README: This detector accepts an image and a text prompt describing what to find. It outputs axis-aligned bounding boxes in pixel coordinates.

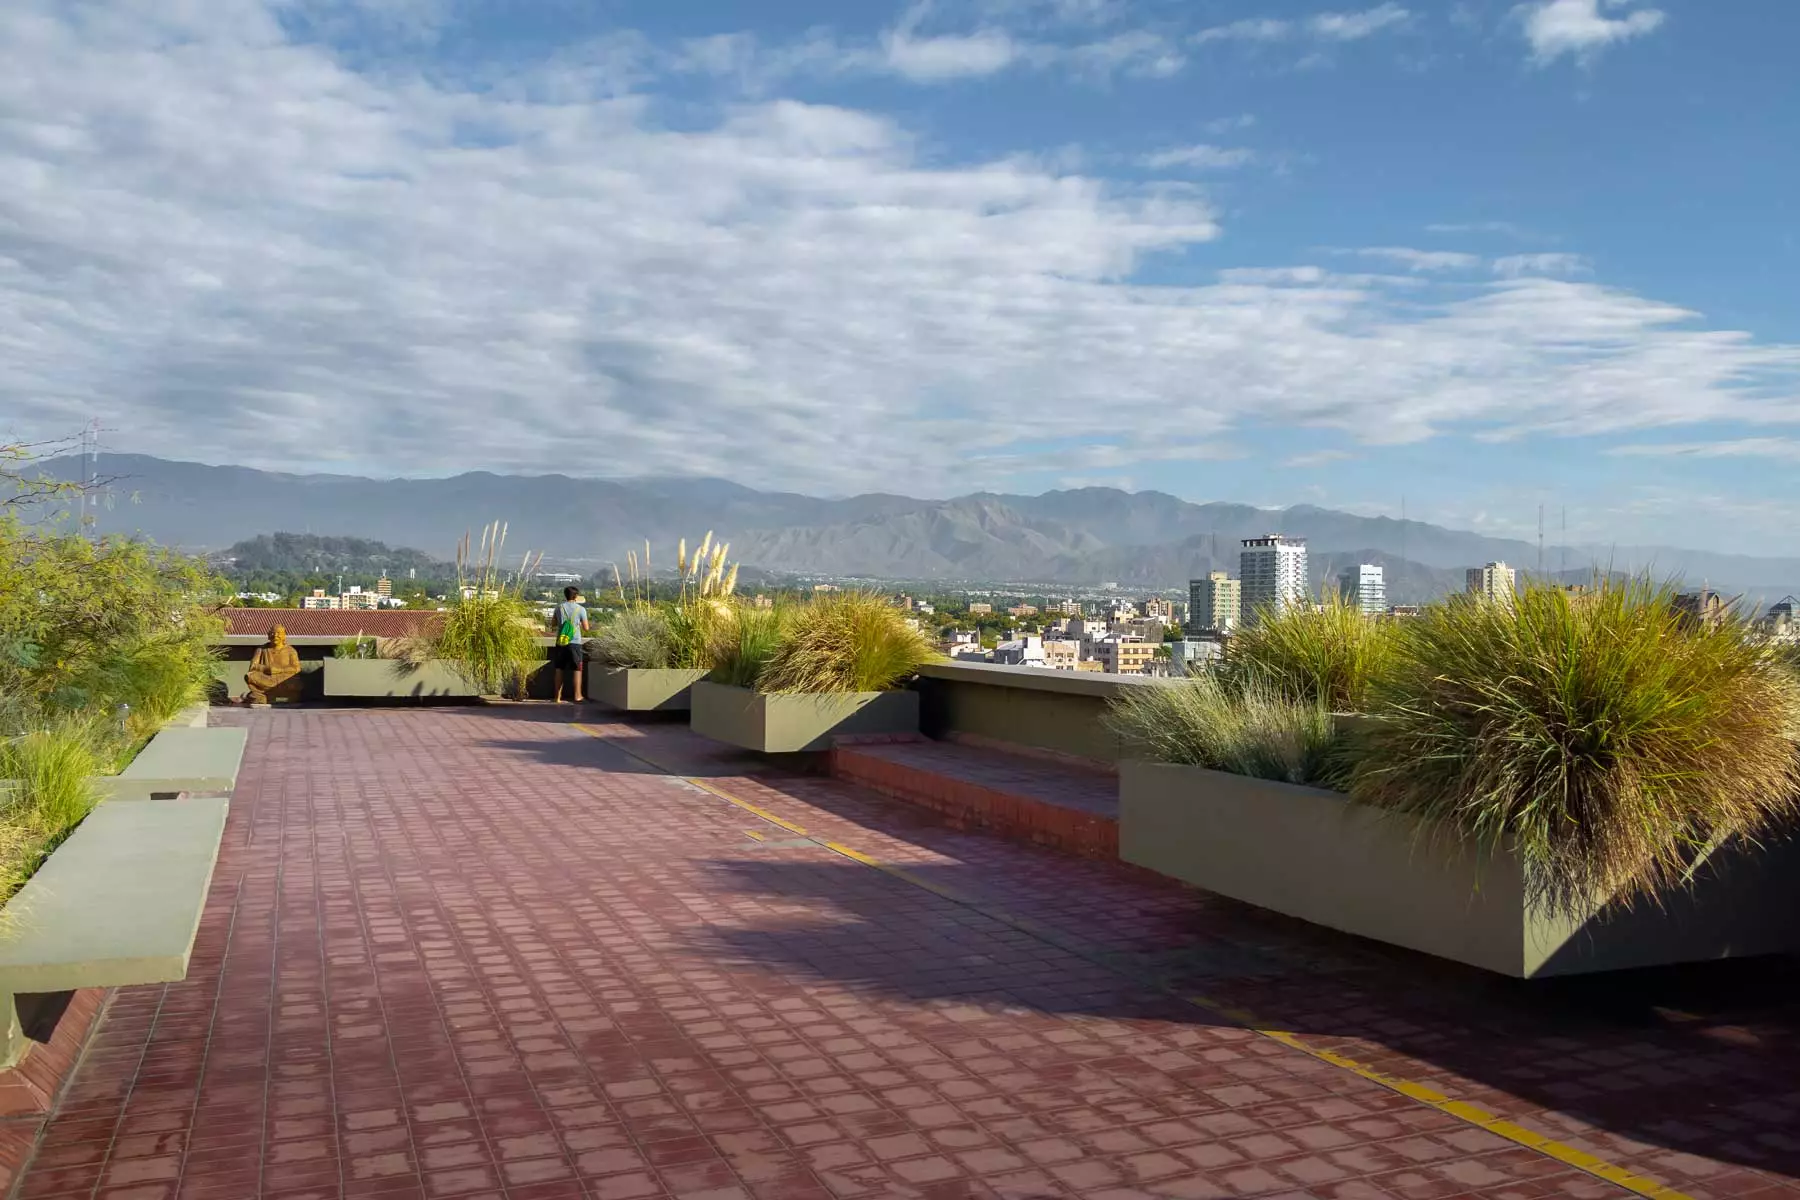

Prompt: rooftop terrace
[6,705,1800,1200]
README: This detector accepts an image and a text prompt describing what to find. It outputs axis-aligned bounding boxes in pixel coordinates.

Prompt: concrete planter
[321,658,478,699]
[1119,760,1800,978]
[690,681,919,753]
[590,668,711,712]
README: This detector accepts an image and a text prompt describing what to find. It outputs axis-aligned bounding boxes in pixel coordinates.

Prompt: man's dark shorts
[554,643,584,671]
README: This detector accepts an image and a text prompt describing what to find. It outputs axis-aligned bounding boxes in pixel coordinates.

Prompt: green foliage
[757,593,935,695]
[219,532,447,577]
[437,595,541,697]
[1105,675,1339,785]
[1345,580,1800,914]
[333,635,380,660]
[0,713,104,900]
[712,606,791,689]
[1227,593,1399,711]
[593,608,676,669]
[433,521,544,698]
[0,514,225,738]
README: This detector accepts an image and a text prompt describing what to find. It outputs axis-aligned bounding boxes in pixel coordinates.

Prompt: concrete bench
[0,797,228,1064]
[103,727,247,801]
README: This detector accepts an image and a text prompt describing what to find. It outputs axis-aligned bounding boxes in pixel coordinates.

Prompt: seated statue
[243,625,302,704]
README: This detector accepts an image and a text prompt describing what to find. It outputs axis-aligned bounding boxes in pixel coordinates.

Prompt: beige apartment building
[1189,571,1242,632]
[1090,636,1156,675]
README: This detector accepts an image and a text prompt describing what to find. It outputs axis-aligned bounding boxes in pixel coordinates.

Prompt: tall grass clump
[593,609,676,669]
[0,715,104,899]
[436,522,544,698]
[712,605,790,689]
[1227,592,1399,711]
[1346,579,1800,914]
[1106,675,1339,785]
[600,532,742,671]
[757,593,935,694]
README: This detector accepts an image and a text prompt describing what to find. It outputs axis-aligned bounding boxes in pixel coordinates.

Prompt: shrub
[0,716,104,900]
[712,605,791,689]
[593,608,676,669]
[1346,580,1800,915]
[334,634,379,660]
[757,593,935,694]
[438,595,542,697]
[1105,675,1339,785]
[435,522,545,698]
[1227,593,1398,711]
[0,515,224,735]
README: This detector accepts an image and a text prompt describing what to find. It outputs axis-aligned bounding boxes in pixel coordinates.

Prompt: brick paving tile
[13,709,1800,1200]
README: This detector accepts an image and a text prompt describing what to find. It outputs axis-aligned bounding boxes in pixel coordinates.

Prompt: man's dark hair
[564,585,580,601]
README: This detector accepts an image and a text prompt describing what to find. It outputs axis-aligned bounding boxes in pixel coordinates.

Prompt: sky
[3,0,1798,554]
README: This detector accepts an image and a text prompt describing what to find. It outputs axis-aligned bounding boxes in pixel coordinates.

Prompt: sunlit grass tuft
[1346,579,1800,914]
[756,593,935,694]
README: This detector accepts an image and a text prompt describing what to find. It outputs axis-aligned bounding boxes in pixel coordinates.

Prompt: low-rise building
[1089,635,1156,675]
[1168,638,1225,677]
[1007,604,1039,617]
[1041,639,1079,670]
[968,603,993,616]
[992,635,1046,667]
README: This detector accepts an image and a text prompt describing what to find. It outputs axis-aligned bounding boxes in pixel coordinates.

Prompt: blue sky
[4,0,1798,553]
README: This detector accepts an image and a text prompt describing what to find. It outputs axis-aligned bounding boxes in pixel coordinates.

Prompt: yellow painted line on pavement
[572,722,1691,1200]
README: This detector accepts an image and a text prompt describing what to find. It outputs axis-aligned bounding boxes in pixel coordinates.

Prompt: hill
[35,454,1800,602]
[213,533,449,576]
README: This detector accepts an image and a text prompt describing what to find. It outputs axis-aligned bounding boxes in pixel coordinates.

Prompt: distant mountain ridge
[34,455,1800,602]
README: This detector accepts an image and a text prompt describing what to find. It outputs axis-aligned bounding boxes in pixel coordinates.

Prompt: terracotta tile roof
[217,608,444,638]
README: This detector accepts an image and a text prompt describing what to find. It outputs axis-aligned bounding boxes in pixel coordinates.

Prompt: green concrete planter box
[690,681,920,753]
[590,668,711,712]
[321,658,478,699]
[1119,760,1800,979]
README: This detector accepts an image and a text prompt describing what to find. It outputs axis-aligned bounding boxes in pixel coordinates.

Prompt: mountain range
[36,455,1800,604]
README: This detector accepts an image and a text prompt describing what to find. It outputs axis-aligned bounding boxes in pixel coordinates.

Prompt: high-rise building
[1239,536,1308,626]
[1337,564,1385,616]
[1466,561,1517,605]
[1188,572,1241,633]
[376,575,393,598]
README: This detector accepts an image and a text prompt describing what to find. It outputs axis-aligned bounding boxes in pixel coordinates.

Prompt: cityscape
[5,1,1800,1198]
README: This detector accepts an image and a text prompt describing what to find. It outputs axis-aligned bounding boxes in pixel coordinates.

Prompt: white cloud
[1521,0,1666,64]
[1053,30,1187,79]
[1427,220,1532,238]
[1204,114,1258,134]
[1196,4,1409,44]
[1341,247,1483,272]
[1140,143,1254,171]
[1608,439,1800,463]
[1493,252,1589,278]
[3,0,1799,497]
[1285,449,1356,468]
[882,28,1020,81]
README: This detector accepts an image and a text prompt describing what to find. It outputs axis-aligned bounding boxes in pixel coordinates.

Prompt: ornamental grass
[756,592,935,694]
[1344,579,1800,914]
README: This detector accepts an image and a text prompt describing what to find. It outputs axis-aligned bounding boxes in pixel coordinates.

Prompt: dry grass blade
[1227,592,1398,711]
[757,592,935,694]
[1346,578,1800,915]
[1106,675,1339,785]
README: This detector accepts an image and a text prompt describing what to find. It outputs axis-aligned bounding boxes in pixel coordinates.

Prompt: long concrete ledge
[915,660,1166,699]
[103,727,247,800]
[0,797,229,996]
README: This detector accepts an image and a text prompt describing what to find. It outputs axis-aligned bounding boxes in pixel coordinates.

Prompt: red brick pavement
[13,708,1800,1200]
[828,743,1119,859]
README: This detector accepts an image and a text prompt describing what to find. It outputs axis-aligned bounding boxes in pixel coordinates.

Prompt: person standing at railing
[549,585,590,704]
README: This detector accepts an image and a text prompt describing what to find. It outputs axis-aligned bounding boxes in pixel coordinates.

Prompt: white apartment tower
[1188,572,1241,633]
[1240,535,1308,625]
[1338,564,1386,616]
[1466,561,1517,605]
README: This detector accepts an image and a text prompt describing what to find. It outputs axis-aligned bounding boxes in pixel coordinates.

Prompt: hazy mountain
[214,533,449,576]
[33,455,1800,602]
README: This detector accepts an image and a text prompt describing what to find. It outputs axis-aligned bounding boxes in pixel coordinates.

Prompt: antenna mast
[1537,504,1544,577]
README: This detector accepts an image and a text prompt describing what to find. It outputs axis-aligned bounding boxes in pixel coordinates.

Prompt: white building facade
[1240,535,1308,626]
[1338,564,1386,616]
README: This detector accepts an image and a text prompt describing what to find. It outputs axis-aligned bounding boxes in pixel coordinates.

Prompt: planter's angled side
[691,681,919,753]
[1118,760,1800,978]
